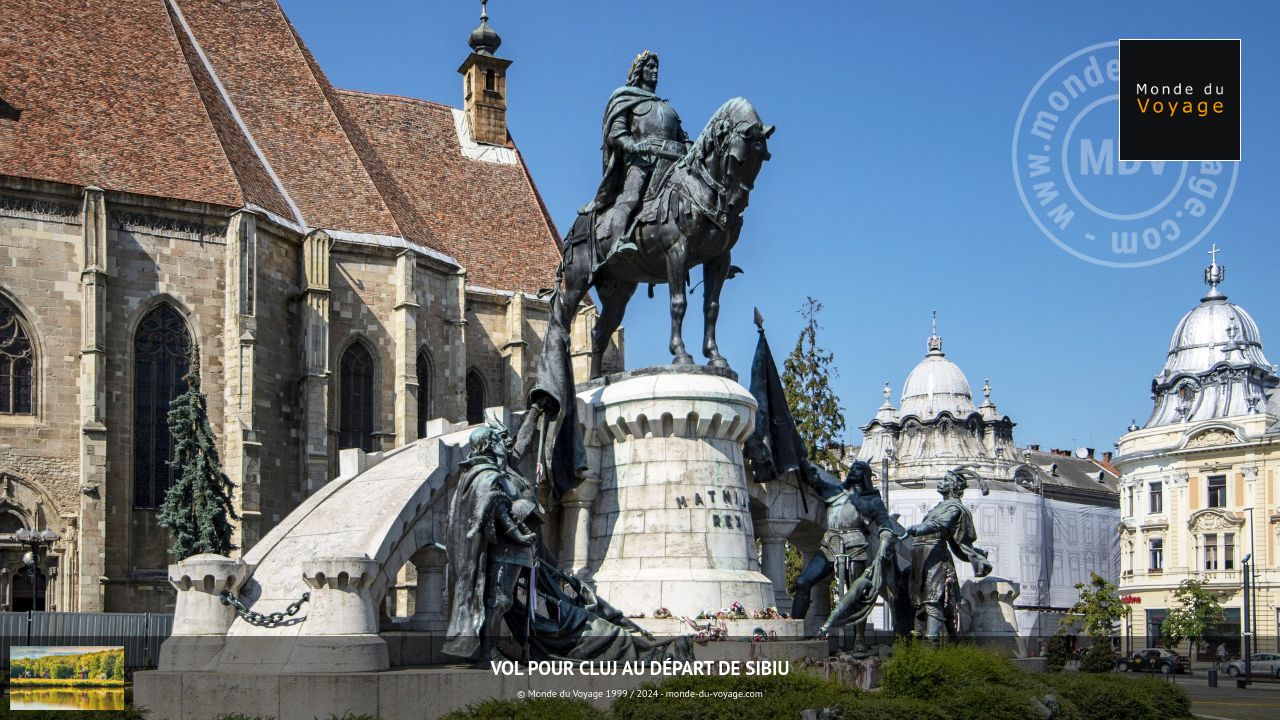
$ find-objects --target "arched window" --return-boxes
[0,512,23,535]
[0,295,35,415]
[133,305,191,509]
[416,349,432,439]
[339,341,376,452]
[466,369,486,425]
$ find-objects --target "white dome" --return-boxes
[1161,297,1269,380]
[899,336,977,419]
[1145,255,1278,427]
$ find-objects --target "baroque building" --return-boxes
[1116,251,1279,653]
[856,320,1120,639]
[0,1,615,612]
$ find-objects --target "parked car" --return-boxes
[1115,648,1189,674]
[1224,653,1280,678]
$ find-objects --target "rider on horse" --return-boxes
[583,50,692,267]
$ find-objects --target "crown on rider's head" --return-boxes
[629,50,658,86]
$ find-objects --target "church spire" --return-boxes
[459,0,512,145]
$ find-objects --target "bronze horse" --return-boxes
[524,98,772,498]
[557,97,773,378]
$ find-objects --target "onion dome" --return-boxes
[899,314,977,419]
[468,0,501,56]
[1145,246,1278,427]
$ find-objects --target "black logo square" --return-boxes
[1119,39,1240,161]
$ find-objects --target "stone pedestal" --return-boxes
[287,556,388,673]
[962,575,1025,656]
[580,368,775,618]
[159,554,253,671]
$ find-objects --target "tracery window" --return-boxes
[0,296,35,415]
[339,341,376,452]
[416,349,432,439]
[133,305,191,509]
[466,369,486,425]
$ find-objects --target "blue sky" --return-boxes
[279,1,1280,451]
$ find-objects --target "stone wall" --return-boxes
[0,179,612,614]
[103,204,228,612]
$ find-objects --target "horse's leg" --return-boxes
[701,250,731,369]
[664,239,694,365]
[590,279,637,378]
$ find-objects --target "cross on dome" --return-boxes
[1203,243,1226,300]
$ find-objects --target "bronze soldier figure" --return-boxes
[584,50,692,265]
[900,466,993,643]
[443,418,542,667]
[791,460,897,650]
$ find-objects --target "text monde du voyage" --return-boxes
[1134,83,1228,118]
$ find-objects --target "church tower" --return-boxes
[458,0,511,146]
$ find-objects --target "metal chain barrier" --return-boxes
[219,590,310,628]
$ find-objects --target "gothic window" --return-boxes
[466,369,486,425]
[133,305,191,509]
[339,341,376,452]
[1149,537,1164,572]
[416,349,432,439]
[0,512,23,534]
[1148,482,1163,514]
[1207,475,1227,508]
[0,295,35,415]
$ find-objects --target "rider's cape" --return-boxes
[582,85,659,214]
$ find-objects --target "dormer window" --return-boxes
[0,96,19,121]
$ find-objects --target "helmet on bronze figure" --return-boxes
[467,414,513,463]
[843,460,875,493]
[938,465,989,498]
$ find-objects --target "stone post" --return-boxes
[224,210,262,548]
[502,292,527,409]
[757,519,798,614]
[300,230,331,494]
[77,186,108,612]
[159,554,252,670]
[583,369,775,617]
[392,251,419,446]
[962,575,1024,656]
[559,477,599,578]
[409,546,447,631]
[289,556,388,673]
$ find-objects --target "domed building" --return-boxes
[856,316,1120,642]
[1116,249,1279,655]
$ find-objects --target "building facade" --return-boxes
[1116,253,1279,654]
[856,324,1120,639]
[0,1,615,613]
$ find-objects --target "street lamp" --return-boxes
[1241,553,1252,685]
[14,527,59,646]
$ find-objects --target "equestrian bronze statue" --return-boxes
[525,51,774,500]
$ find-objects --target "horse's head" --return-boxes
[686,98,774,221]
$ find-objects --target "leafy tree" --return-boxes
[782,297,847,473]
[1162,579,1224,660]
[157,352,239,558]
[1059,572,1129,672]
[1064,572,1131,639]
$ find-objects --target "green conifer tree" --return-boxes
[782,297,848,473]
[156,351,238,558]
